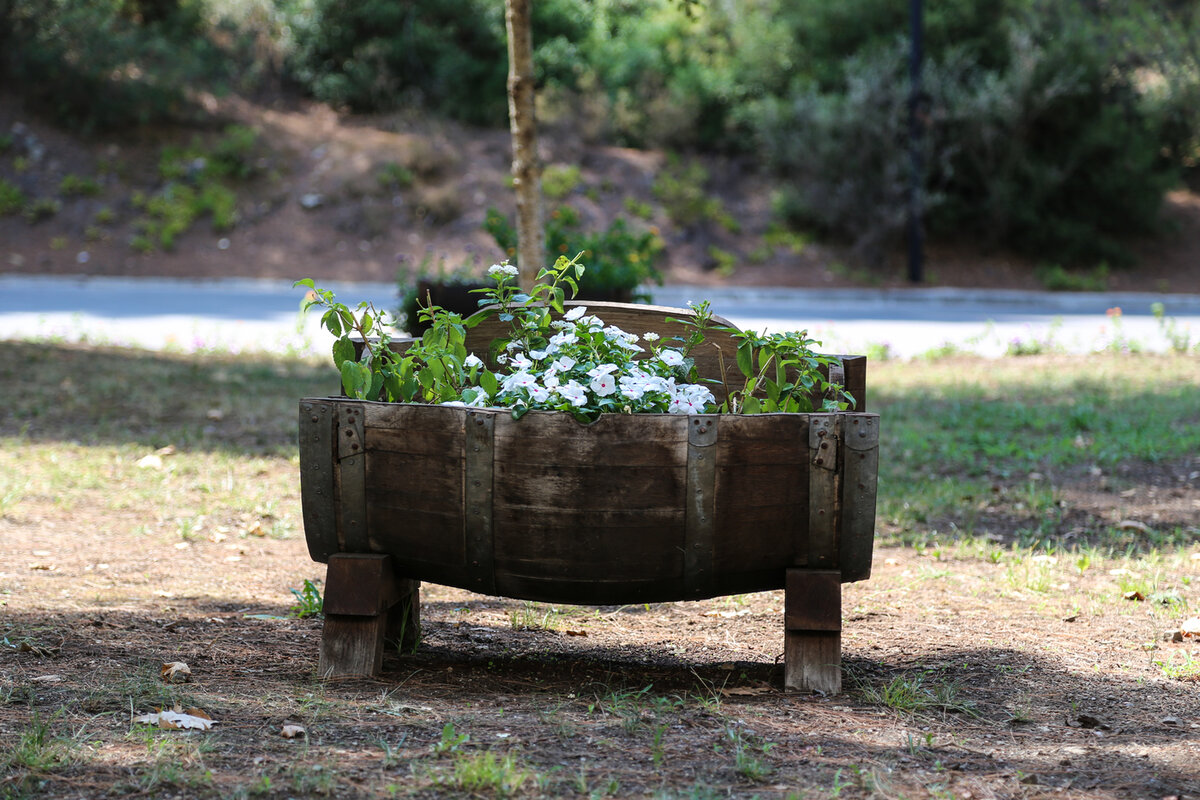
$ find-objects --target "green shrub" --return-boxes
[485,205,663,298]
[0,0,228,132]
[754,2,1191,268]
[0,179,25,216]
[283,0,590,125]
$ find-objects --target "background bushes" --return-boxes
[2,0,1198,269]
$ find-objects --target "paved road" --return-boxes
[2,274,1198,359]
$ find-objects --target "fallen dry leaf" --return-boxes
[161,661,192,683]
[1123,591,1145,602]
[135,706,215,731]
[1180,618,1200,638]
[281,721,306,739]
[1118,519,1151,534]
[136,454,163,469]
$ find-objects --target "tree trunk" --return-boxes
[504,0,545,289]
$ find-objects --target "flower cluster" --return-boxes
[453,303,714,416]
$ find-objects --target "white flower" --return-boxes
[563,306,587,321]
[668,395,703,415]
[528,384,551,403]
[487,262,519,278]
[557,380,589,407]
[587,363,619,378]
[552,355,576,371]
[543,372,561,389]
[510,353,533,371]
[529,348,552,360]
[658,348,685,367]
[549,330,577,348]
[502,371,538,392]
[464,354,484,369]
[590,373,617,397]
[643,332,660,341]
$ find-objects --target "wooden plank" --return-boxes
[783,568,842,694]
[299,399,338,563]
[322,554,400,616]
[319,614,388,678]
[806,414,841,568]
[714,415,808,573]
[684,415,718,597]
[336,403,369,552]
[840,413,880,582]
[463,409,496,595]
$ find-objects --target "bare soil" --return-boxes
[3,91,1200,294]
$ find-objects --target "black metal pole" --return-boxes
[907,0,925,283]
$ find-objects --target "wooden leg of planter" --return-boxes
[784,569,842,694]
[318,554,413,678]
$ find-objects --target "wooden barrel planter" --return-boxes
[299,302,879,693]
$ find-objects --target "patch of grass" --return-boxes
[443,751,530,797]
[856,671,977,718]
[508,601,564,632]
[1155,651,1200,681]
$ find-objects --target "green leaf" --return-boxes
[361,313,374,336]
[322,309,342,337]
[340,361,368,399]
[293,278,315,289]
[332,338,356,370]
[742,396,762,415]
[480,371,498,396]
[736,340,754,379]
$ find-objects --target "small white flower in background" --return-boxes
[590,373,617,397]
[488,262,519,278]
[549,330,577,348]
[464,354,483,369]
[643,332,660,341]
[529,347,554,360]
[563,306,587,321]
[658,348,685,367]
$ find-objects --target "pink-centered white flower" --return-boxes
[563,306,587,321]
[589,373,617,397]
[557,380,588,407]
[587,363,619,378]
[658,348,685,367]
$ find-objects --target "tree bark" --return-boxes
[504,0,545,289]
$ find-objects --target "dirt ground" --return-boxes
[3,90,1200,294]
[2,471,1198,799]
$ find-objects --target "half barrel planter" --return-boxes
[298,302,879,694]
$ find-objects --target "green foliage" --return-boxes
[485,206,663,298]
[58,174,101,197]
[0,0,227,132]
[131,126,257,251]
[0,179,25,216]
[289,578,323,619]
[1035,263,1110,292]
[282,0,590,125]
[542,164,582,200]
[754,1,1193,267]
[652,156,739,232]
